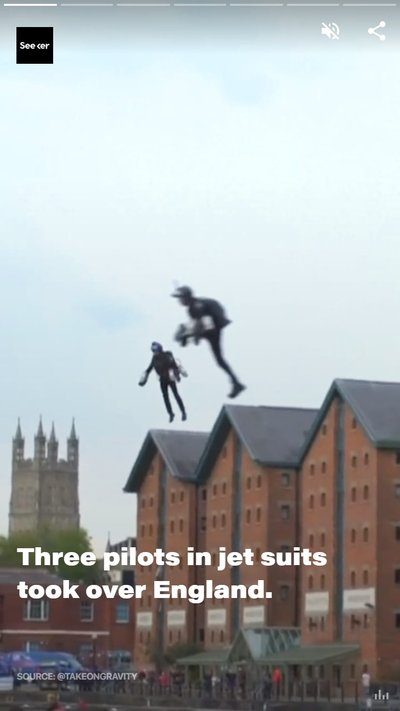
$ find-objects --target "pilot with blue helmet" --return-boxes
[139,342,187,423]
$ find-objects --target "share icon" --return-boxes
[368,20,386,41]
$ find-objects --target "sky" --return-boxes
[0,37,399,554]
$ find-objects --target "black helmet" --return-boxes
[171,285,193,299]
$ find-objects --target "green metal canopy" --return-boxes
[254,643,360,665]
[177,648,232,666]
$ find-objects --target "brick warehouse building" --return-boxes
[0,568,135,663]
[124,405,317,670]
[123,430,209,669]
[299,379,400,683]
[125,380,400,682]
[194,405,317,650]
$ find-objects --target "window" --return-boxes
[351,529,356,543]
[246,476,251,490]
[363,570,369,586]
[280,585,289,601]
[352,417,357,429]
[309,495,314,509]
[221,513,226,528]
[212,484,217,496]
[321,461,326,474]
[24,599,48,621]
[363,485,369,500]
[140,524,145,537]
[141,497,146,508]
[180,491,184,502]
[149,524,153,536]
[351,571,356,587]
[170,520,175,533]
[351,455,357,468]
[246,509,251,524]
[322,424,327,435]
[395,569,400,584]
[256,507,261,523]
[310,463,315,476]
[171,491,176,503]
[308,575,313,590]
[321,532,326,546]
[363,527,369,542]
[396,484,400,498]
[257,475,262,488]
[321,575,325,589]
[396,452,400,465]
[396,526,400,541]
[281,472,290,487]
[222,482,227,495]
[199,628,205,643]
[212,515,217,528]
[179,519,183,533]
[309,534,314,547]
[351,487,357,502]
[201,488,207,501]
[364,453,369,466]
[281,505,290,520]
[396,613,400,628]
[201,516,207,531]
[116,602,130,623]
[149,496,154,507]
[80,601,93,622]
[320,492,326,507]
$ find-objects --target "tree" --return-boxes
[0,528,100,582]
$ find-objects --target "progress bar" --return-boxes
[3,1,397,5]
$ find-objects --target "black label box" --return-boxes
[16,27,53,64]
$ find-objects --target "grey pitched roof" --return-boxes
[0,567,63,586]
[226,405,319,464]
[337,379,400,445]
[300,378,400,462]
[124,429,209,493]
[196,405,318,483]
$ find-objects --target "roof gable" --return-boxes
[299,378,400,464]
[124,429,209,493]
[196,404,318,484]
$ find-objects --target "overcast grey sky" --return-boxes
[0,44,399,554]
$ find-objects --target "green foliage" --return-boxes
[0,528,100,582]
[148,640,202,669]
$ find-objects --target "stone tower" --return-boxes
[8,418,80,534]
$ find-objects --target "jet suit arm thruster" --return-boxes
[139,358,154,386]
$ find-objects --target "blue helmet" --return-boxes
[151,342,162,353]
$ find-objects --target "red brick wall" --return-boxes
[0,583,134,662]
[300,399,339,644]
[134,451,198,669]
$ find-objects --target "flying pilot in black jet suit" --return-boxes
[172,285,245,399]
[139,342,187,423]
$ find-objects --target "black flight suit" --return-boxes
[145,350,186,421]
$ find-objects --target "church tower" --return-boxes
[9,418,80,535]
